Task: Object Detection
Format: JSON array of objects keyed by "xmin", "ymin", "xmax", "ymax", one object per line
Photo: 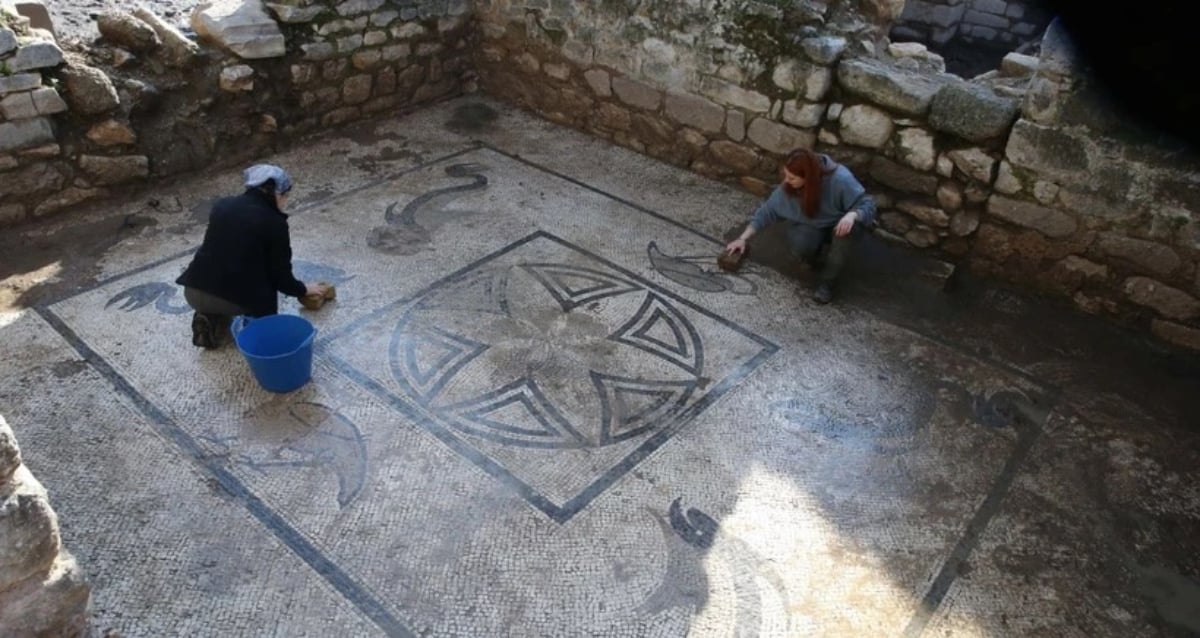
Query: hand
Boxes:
[
  {"xmin": 835, "ymin": 211, "xmax": 858, "ymax": 237},
  {"xmin": 725, "ymin": 238, "xmax": 747, "ymax": 256},
  {"xmin": 305, "ymin": 283, "xmax": 329, "ymax": 297}
]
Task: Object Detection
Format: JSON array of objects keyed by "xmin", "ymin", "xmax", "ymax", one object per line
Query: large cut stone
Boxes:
[
  {"xmin": 947, "ymin": 147, "xmax": 996, "ymax": 183},
  {"xmin": 31, "ymin": 87, "xmax": 66, "ymax": 115},
  {"xmin": 1095, "ymin": 233, "xmax": 1181, "ymax": 277},
  {"xmin": 839, "ymin": 104, "xmax": 893, "ymax": 148},
  {"xmin": 1004, "ymin": 119, "xmax": 1089, "ymax": 183},
  {"xmin": 898, "ymin": 200, "xmax": 950, "ymax": 227},
  {"xmin": 336, "ymin": 0, "xmax": 384, "ymax": 16},
  {"xmin": 0, "ymin": 552, "xmax": 91, "ymax": 638},
  {"xmin": 709, "ymin": 140, "xmax": 760, "ymax": 173},
  {"xmin": 1152, "ymin": 320, "xmax": 1200, "ymax": 352},
  {"xmin": 1124, "ymin": 278, "xmax": 1200, "ymax": 321},
  {"xmin": 96, "ymin": 12, "xmax": 161, "ymax": 52},
  {"xmin": 133, "ymin": 7, "xmax": 200, "ymax": 67},
  {"xmin": 0, "ymin": 118, "xmax": 54, "ymax": 154},
  {"xmin": 0, "ymin": 415, "xmax": 19, "ymax": 485},
  {"xmin": 266, "ymin": 2, "xmax": 326, "ymax": 22},
  {"xmin": 870, "ymin": 157, "xmax": 939, "ymax": 194},
  {"xmin": 664, "ymin": 92, "xmax": 724, "ymax": 134},
  {"xmin": 781, "ymin": 100, "xmax": 825, "ymax": 128},
  {"xmin": 79, "ymin": 155, "xmax": 149, "ymax": 185},
  {"xmin": 0, "ymin": 73, "xmax": 42, "ymax": 96},
  {"xmin": 0, "ymin": 466, "xmax": 60, "ymax": 589},
  {"xmin": 0, "ymin": 92, "xmax": 36, "ymax": 120},
  {"xmin": 0, "ymin": 28, "xmax": 17, "ymax": 56},
  {"xmin": 192, "ymin": 0, "xmax": 286, "ymax": 59},
  {"xmin": 9, "ymin": 42, "xmax": 63, "ymax": 72},
  {"xmin": 59, "ymin": 64, "xmax": 120, "ymax": 115},
  {"xmin": 896, "ymin": 127, "xmax": 936, "ymax": 171},
  {"xmin": 801, "ymin": 36, "xmax": 845, "ymax": 65},
  {"xmin": 986, "ymin": 194, "xmax": 1077, "ymax": 237},
  {"xmin": 612, "ymin": 76, "xmax": 662, "ymax": 111},
  {"xmin": 747, "ymin": 118, "xmax": 815, "ymax": 154},
  {"xmin": 837, "ymin": 57, "xmax": 953, "ymax": 116},
  {"xmin": 773, "ymin": 58, "xmax": 832, "ymax": 100},
  {"xmin": 700, "ymin": 77, "xmax": 770, "ymax": 113},
  {"xmin": 929, "ymin": 81, "xmax": 1020, "ymax": 142}
]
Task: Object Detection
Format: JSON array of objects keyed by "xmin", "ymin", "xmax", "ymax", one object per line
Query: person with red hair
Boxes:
[{"xmin": 724, "ymin": 148, "xmax": 877, "ymax": 304}]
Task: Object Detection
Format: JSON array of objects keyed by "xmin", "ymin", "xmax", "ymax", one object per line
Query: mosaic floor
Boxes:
[{"xmin": 1, "ymin": 97, "xmax": 1198, "ymax": 637}]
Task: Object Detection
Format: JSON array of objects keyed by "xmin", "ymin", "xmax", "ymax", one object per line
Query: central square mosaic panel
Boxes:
[{"xmin": 322, "ymin": 231, "xmax": 777, "ymax": 522}]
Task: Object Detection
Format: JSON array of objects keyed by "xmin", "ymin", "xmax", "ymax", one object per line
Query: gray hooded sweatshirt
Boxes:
[{"xmin": 749, "ymin": 154, "xmax": 877, "ymax": 232}]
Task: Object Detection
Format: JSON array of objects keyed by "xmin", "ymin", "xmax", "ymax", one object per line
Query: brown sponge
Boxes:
[
  {"xmin": 300, "ymin": 282, "xmax": 336, "ymax": 310},
  {"xmin": 717, "ymin": 245, "xmax": 749, "ymax": 272}
]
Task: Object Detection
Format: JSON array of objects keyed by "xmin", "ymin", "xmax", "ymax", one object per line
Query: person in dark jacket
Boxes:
[
  {"xmin": 724, "ymin": 148, "xmax": 877, "ymax": 304},
  {"xmin": 176, "ymin": 164, "xmax": 328, "ymax": 349}
]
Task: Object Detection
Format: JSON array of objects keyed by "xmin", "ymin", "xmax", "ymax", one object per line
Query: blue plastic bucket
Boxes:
[{"xmin": 231, "ymin": 314, "xmax": 317, "ymax": 393}]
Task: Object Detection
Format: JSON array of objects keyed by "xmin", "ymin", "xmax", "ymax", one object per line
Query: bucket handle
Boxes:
[{"xmin": 231, "ymin": 315, "xmax": 251, "ymax": 338}]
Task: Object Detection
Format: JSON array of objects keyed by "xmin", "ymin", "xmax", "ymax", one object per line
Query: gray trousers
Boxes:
[
  {"xmin": 183, "ymin": 287, "xmax": 247, "ymax": 316},
  {"xmin": 786, "ymin": 223, "xmax": 862, "ymax": 284}
]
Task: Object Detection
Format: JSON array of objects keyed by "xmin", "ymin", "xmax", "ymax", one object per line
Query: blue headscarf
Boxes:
[{"xmin": 243, "ymin": 164, "xmax": 293, "ymax": 195}]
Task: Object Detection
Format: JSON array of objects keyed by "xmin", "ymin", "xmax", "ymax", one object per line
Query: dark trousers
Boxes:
[
  {"xmin": 786, "ymin": 223, "xmax": 861, "ymax": 284},
  {"xmin": 183, "ymin": 287, "xmax": 247, "ymax": 316}
]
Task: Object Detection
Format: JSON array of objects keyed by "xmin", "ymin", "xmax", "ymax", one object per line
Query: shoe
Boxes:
[
  {"xmin": 812, "ymin": 282, "xmax": 834, "ymax": 305},
  {"xmin": 191, "ymin": 312, "xmax": 215, "ymax": 348}
]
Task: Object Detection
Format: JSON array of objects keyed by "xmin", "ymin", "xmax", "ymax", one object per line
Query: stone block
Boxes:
[
  {"xmin": 870, "ymin": 156, "xmax": 939, "ymax": 194},
  {"xmin": 896, "ymin": 127, "xmax": 936, "ymax": 171},
  {"xmin": 337, "ymin": 0, "xmax": 385, "ymax": 16},
  {"xmin": 905, "ymin": 226, "xmax": 940, "ymax": 247},
  {"xmin": 986, "ymin": 194, "xmax": 1077, "ymax": 237},
  {"xmin": 1151, "ymin": 320, "xmax": 1200, "ymax": 352},
  {"xmin": 343, "ymin": 74, "xmax": 373, "ymax": 105},
  {"xmin": 700, "ymin": 77, "xmax": 770, "ymax": 113},
  {"xmin": 801, "ymin": 36, "xmax": 846, "ymax": 64},
  {"xmin": 266, "ymin": 2, "xmax": 326, "ymax": 22},
  {"xmin": 950, "ymin": 209, "xmax": 979, "ymax": 235},
  {"xmin": 369, "ymin": 9, "xmax": 398, "ymax": 26},
  {"xmin": 993, "ymin": 160, "xmax": 1021, "ymax": 194},
  {"xmin": 964, "ymin": 9, "xmax": 1009, "ymax": 27},
  {"xmin": 0, "ymin": 117, "xmax": 54, "ymax": 154},
  {"xmin": 352, "ymin": 50, "xmax": 382, "ymax": 70},
  {"xmin": 664, "ymin": 92, "xmax": 724, "ymax": 134},
  {"xmin": 594, "ymin": 103, "xmax": 631, "ymax": 131},
  {"xmin": 86, "ymin": 120, "xmax": 136, "ymax": 147},
  {"xmin": 612, "ymin": 76, "xmax": 662, "ymax": 111},
  {"xmin": 0, "ymin": 27, "xmax": 15, "ymax": 56},
  {"xmin": 0, "ymin": 73, "xmax": 42, "ymax": 96},
  {"xmin": 772, "ymin": 58, "xmax": 818, "ymax": 93},
  {"xmin": 1004, "ymin": 119, "xmax": 1089, "ymax": 183},
  {"xmin": 938, "ymin": 182, "xmax": 964, "ymax": 210},
  {"xmin": 898, "ymin": 200, "xmax": 950, "ymax": 226},
  {"xmin": 59, "ymin": 64, "xmax": 120, "ymax": 115},
  {"xmin": 9, "ymin": 42, "xmax": 63, "ymax": 73},
  {"xmin": 0, "ymin": 466, "xmax": 59, "ymax": 588},
  {"xmin": 544, "ymin": 63, "xmax": 570, "ymax": 81},
  {"xmin": 0, "ymin": 92, "xmax": 37, "ymax": 120},
  {"xmin": 726, "ymin": 110, "xmax": 746, "ymax": 141},
  {"xmin": 781, "ymin": 101, "xmax": 825, "ymax": 128},
  {"xmin": 220, "ymin": 65, "xmax": 255, "ymax": 92},
  {"xmin": 1124, "ymin": 277, "xmax": 1200, "ymax": 321},
  {"xmin": 339, "ymin": 34, "xmax": 364, "ymax": 53},
  {"xmin": 947, "ymin": 147, "xmax": 996, "ymax": 183},
  {"xmin": 79, "ymin": 154, "xmax": 148, "ymax": 185},
  {"xmin": 302, "ymin": 42, "xmax": 335, "ymax": 61},
  {"xmin": 382, "ymin": 44, "xmax": 409, "ymax": 61},
  {"xmin": 1095, "ymin": 233, "xmax": 1181, "ymax": 277},
  {"xmin": 30, "ymin": 87, "xmax": 66, "ymax": 115},
  {"xmin": 839, "ymin": 104, "xmax": 893, "ymax": 148},
  {"xmin": 584, "ymin": 69, "xmax": 611, "ymax": 97},
  {"xmin": 709, "ymin": 140, "xmax": 760, "ymax": 174},
  {"xmin": 837, "ymin": 57, "xmax": 953, "ymax": 116},
  {"xmin": 364, "ymin": 30, "xmax": 388, "ymax": 46},
  {"xmin": 929, "ymin": 82, "xmax": 1020, "ymax": 142},
  {"xmin": 391, "ymin": 23, "xmax": 426, "ymax": 39},
  {"xmin": 747, "ymin": 118, "xmax": 814, "ymax": 154},
  {"xmin": 1001, "ymin": 52, "xmax": 1039, "ymax": 77},
  {"xmin": 0, "ymin": 549, "xmax": 91, "ymax": 638},
  {"xmin": 96, "ymin": 12, "xmax": 161, "ymax": 53},
  {"xmin": 191, "ymin": 0, "xmax": 286, "ymax": 59}
]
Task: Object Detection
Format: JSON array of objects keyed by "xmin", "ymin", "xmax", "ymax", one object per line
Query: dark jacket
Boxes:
[{"xmin": 176, "ymin": 188, "xmax": 307, "ymax": 317}]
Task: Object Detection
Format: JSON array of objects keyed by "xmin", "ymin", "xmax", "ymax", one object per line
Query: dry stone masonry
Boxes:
[
  {"xmin": 0, "ymin": 0, "xmax": 1198, "ymax": 357},
  {"xmin": 0, "ymin": 414, "xmax": 92, "ymax": 637},
  {"xmin": 0, "ymin": 0, "xmax": 473, "ymax": 224},
  {"xmin": 893, "ymin": 0, "xmax": 1052, "ymax": 49}
]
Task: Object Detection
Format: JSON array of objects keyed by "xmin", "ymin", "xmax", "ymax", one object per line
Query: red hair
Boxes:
[{"xmin": 783, "ymin": 149, "xmax": 833, "ymax": 218}]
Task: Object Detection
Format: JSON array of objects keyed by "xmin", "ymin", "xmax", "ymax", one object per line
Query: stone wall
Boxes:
[
  {"xmin": 472, "ymin": 1, "xmax": 1200, "ymax": 353},
  {"xmin": 893, "ymin": 0, "xmax": 1052, "ymax": 49},
  {"xmin": 0, "ymin": 0, "xmax": 473, "ymax": 226},
  {"xmin": 0, "ymin": 413, "xmax": 92, "ymax": 637}
]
